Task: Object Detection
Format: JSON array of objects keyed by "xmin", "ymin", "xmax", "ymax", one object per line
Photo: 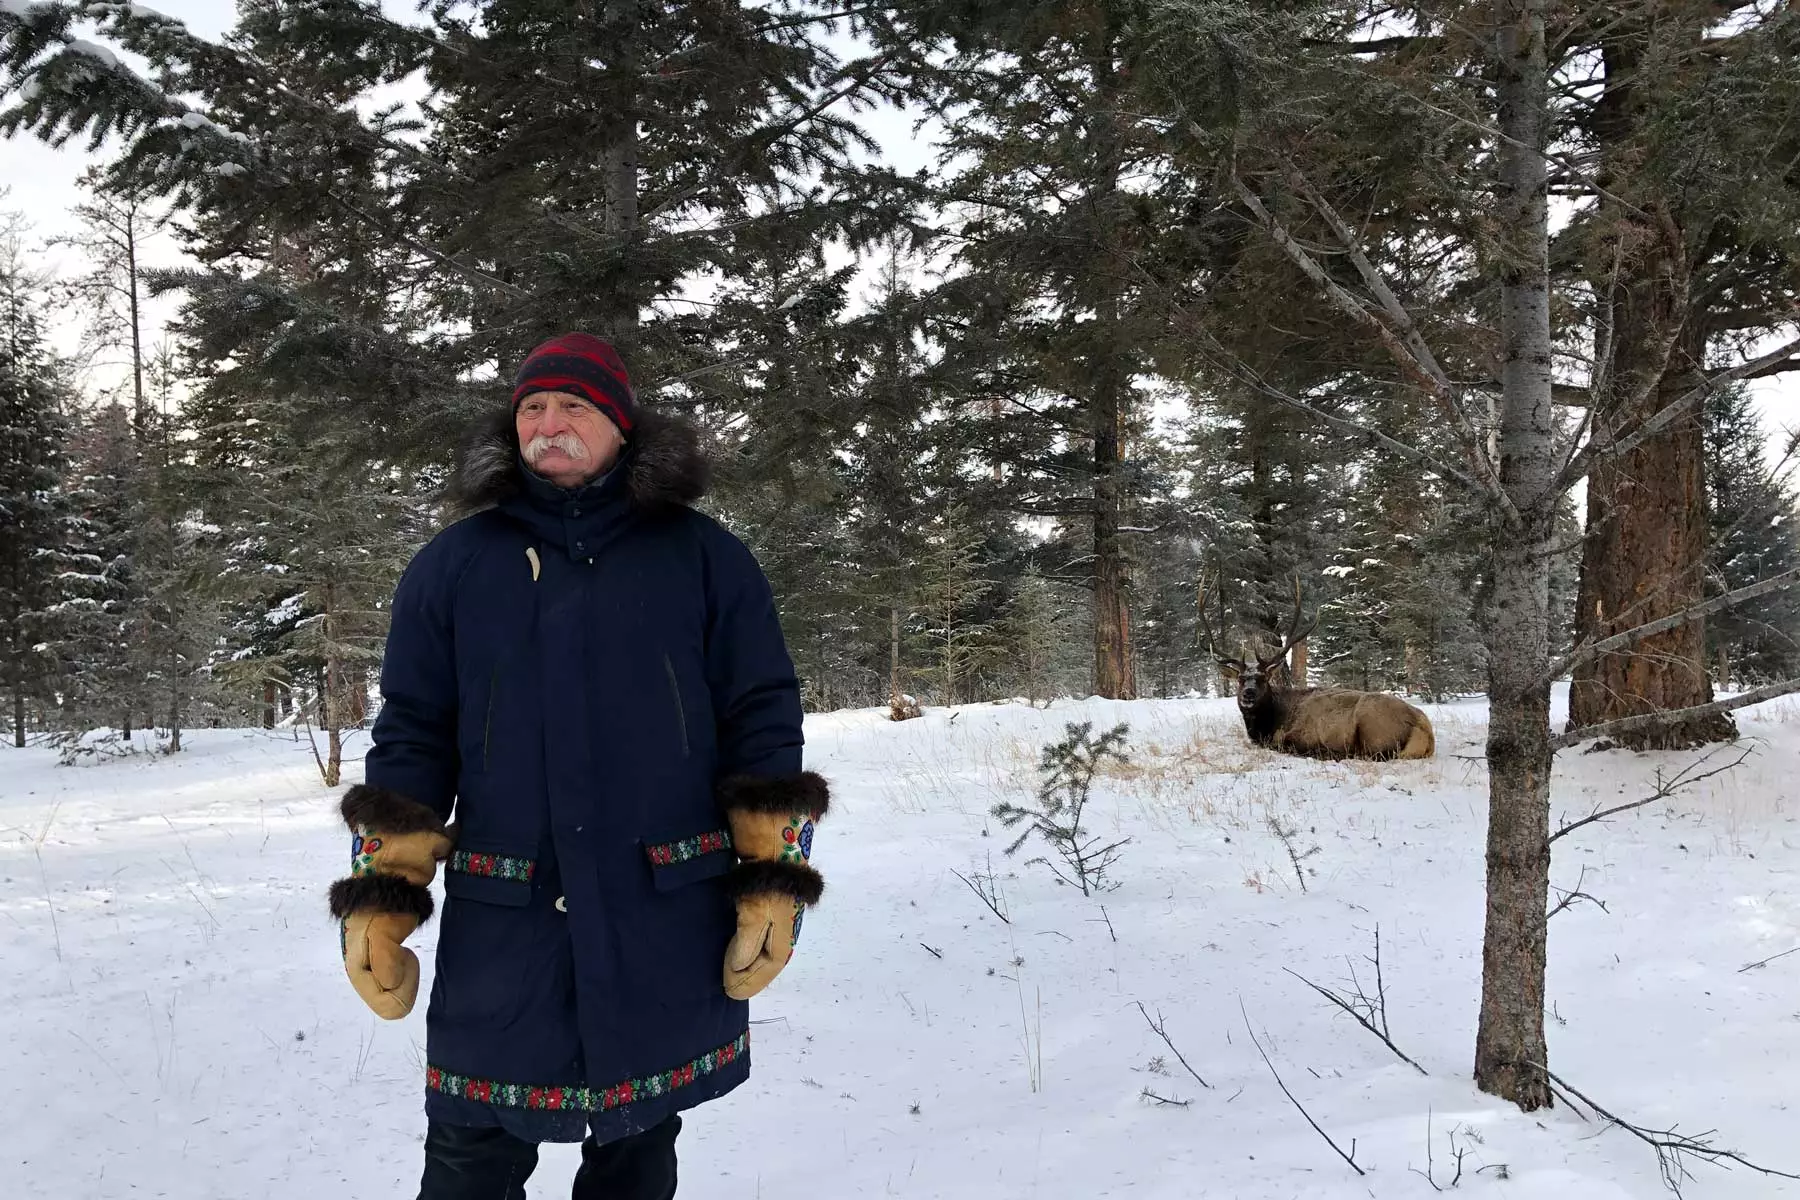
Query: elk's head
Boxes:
[{"xmin": 1198, "ymin": 575, "xmax": 1316, "ymax": 714}]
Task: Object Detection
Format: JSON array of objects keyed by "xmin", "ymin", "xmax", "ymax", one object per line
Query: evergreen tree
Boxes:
[
  {"xmin": 0, "ymin": 209, "xmax": 72, "ymax": 747},
  {"xmin": 51, "ymin": 401, "xmax": 144, "ymax": 748},
  {"xmin": 1705, "ymin": 386, "xmax": 1800, "ymax": 686}
]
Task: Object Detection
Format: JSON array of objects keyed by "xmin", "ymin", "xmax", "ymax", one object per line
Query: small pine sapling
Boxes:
[{"xmin": 992, "ymin": 721, "xmax": 1130, "ymax": 895}]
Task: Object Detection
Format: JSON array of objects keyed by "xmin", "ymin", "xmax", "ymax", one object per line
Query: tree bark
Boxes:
[
  {"xmin": 1289, "ymin": 639, "xmax": 1308, "ymax": 688},
  {"xmin": 1476, "ymin": 0, "xmax": 1557, "ymax": 1113},
  {"xmin": 12, "ymin": 689, "xmax": 23, "ymax": 749},
  {"xmin": 1566, "ymin": 24, "xmax": 1733, "ymax": 751},
  {"xmin": 126, "ymin": 209, "xmax": 145, "ymax": 438},
  {"xmin": 263, "ymin": 680, "xmax": 276, "ymax": 730},
  {"xmin": 1089, "ymin": 31, "xmax": 1135, "ymax": 702}
]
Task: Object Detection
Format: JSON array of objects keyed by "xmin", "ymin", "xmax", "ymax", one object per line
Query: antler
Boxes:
[
  {"xmin": 1258, "ymin": 575, "xmax": 1317, "ymax": 670},
  {"xmin": 1197, "ymin": 572, "xmax": 1249, "ymax": 672}
]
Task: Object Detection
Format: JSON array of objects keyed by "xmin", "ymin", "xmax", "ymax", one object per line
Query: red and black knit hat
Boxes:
[{"xmin": 511, "ymin": 333, "xmax": 637, "ymax": 436}]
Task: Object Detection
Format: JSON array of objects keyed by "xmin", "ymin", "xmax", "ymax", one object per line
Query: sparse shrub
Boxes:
[{"xmin": 992, "ymin": 721, "xmax": 1131, "ymax": 895}]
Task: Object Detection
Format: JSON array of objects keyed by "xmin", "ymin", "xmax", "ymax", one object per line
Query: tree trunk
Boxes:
[
  {"xmin": 1566, "ymin": 27, "xmax": 1732, "ymax": 751},
  {"xmin": 166, "ymin": 674, "xmax": 182, "ymax": 755},
  {"xmin": 12, "ymin": 689, "xmax": 23, "ymax": 749},
  {"xmin": 599, "ymin": 0, "xmax": 641, "ymax": 337},
  {"xmin": 1717, "ymin": 643, "xmax": 1730, "ymax": 691},
  {"xmin": 1089, "ymin": 36, "xmax": 1135, "ymax": 702},
  {"xmin": 263, "ymin": 680, "xmax": 276, "ymax": 730},
  {"xmin": 890, "ymin": 605, "xmax": 902, "ymax": 706},
  {"xmin": 1289, "ymin": 639, "xmax": 1308, "ymax": 688},
  {"xmin": 126, "ymin": 214, "xmax": 145, "ymax": 438},
  {"xmin": 1475, "ymin": 0, "xmax": 1557, "ymax": 1113}
]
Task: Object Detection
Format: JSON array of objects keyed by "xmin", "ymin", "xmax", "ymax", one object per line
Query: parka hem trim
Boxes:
[{"xmin": 424, "ymin": 1031, "xmax": 748, "ymax": 1113}]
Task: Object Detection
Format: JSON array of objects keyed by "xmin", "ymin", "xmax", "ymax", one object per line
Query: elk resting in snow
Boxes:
[{"xmin": 1199, "ymin": 580, "xmax": 1435, "ymax": 761}]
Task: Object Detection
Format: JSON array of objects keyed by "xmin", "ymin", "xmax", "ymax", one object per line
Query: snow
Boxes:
[
  {"xmin": 3, "ymin": 689, "xmax": 1798, "ymax": 1197},
  {"xmin": 0, "ymin": 0, "xmax": 46, "ymax": 18},
  {"xmin": 64, "ymin": 39, "xmax": 120, "ymax": 69}
]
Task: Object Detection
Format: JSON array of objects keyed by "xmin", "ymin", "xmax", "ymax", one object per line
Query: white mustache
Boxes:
[{"xmin": 524, "ymin": 433, "xmax": 589, "ymax": 463}]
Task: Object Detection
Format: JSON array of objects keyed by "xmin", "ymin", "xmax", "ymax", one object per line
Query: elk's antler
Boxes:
[
  {"xmin": 1258, "ymin": 575, "xmax": 1317, "ymax": 671},
  {"xmin": 1197, "ymin": 573, "xmax": 1249, "ymax": 672}
]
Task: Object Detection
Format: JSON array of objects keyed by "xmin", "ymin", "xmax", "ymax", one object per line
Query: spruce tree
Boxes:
[
  {"xmin": 0, "ymin": 211, "xmax": 71, "ymax": 747},
  {"xmin": 1705, "ymin": 386, "xmax": 1800, "ymax": 686}
]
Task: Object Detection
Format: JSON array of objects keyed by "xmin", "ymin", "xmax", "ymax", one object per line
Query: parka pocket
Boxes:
[
  {"xmin": 434, "ymin": 845, "xmax": 558, "ymax": 1027},
  {"xmin": 629, "ymin": 824, "xmax": 737, "ymax": 1002},
  {"xmin": 662, "ymin": 653, "xmax": 691, "ymax": 759}
]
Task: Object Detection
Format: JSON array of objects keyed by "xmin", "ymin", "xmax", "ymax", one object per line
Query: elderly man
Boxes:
[{"xmin": 326, "ymin": 333, "xmax": 830, "ymax": 1200}]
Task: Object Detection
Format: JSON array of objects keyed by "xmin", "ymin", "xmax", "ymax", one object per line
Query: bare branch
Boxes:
[
  {"xmin": 1229, "ymin": 168, "xmax": 1516, "ymax": 522},
  {"xmin": 1516, "ymin": 1063, "xmax": 1800, "ymax": 1196},
  {"xmin": 1549, "ymin": 744, "xmax": 1755, "ymax": 841},
  {"xmin": 1538, "ymin": 567, "xmax": 1800, "ymax": 688},
  {"xmin": 950, "ymin": 858, "xmax": 1012, "ymax": 925},
  {"xmin": 1285, "ymin": 925, "xmax": 1428, "ymax": 1075},
  {"xmin": 1139, "ymin": 1087, "xmax": 1193, "ymax": 1108},
  {"xmin": 1240, "ymin": 999, "xmax": 1365, "ymax": 1176},
  {"xmin": 1551, "ymin": 680, "xmax": 1800, "ymax": 753},
  {"xmin": 1557, "ymin": 334, "xmax": 1800, "ymax": 493},
  {"xmin": 1546, "ymin": 863, "xmax": 1610, "ymax": 919},
  {"xmin": 1135, "ymin": 1001, "xmax": 1212, "ymax": 1089}
]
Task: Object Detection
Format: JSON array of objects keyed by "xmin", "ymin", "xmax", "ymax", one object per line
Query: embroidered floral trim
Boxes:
[
  {"xmin": 645, "ymin": 829, "xmax": 733, "ymax": 867},
  {"xmin": 778, "ymin": 815, "xmax": 815, "ymax": 865},
  {"xmin": 448, "ymin": 851, "xmax": 536, "ymax": 883},
  {"xmin": 425, "ymin": 1032, "xmax": 749, "ymax": 1113}
]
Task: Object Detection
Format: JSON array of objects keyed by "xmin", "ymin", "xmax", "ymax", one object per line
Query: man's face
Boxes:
[{"xmin": 516, "ymin": 391, "xmax": 623, "ymax": 489}]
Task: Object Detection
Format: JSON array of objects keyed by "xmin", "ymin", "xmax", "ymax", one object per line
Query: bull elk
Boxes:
[{"xmin": 1199, "ymin": 578, "xmax": 1435, "ymax": 761}]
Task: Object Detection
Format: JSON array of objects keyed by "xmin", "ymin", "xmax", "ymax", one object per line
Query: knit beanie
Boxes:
[{"xmin": 511, "ymin": 333, "xmax": 638, "ymax": 436}]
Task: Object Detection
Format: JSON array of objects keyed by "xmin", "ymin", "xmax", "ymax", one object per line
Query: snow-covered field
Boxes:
[{"xmin": 3, "ymin": 689, "xmax": 1798, "ymax": 1199}]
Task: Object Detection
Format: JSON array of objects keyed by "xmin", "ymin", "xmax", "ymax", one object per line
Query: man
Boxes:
[{"xmin": 326, "ymin": 333, "xmax": 830, "ymax": 1200}]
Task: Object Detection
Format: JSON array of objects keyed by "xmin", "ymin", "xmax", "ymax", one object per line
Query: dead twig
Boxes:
[
  {"xmin": 1100, "ymin": 904, "xmax": 1117, "ymax": 943},
  {"xmin": 1410, "ymin": 1109, "xmax": 1470, "ymax": 1192},
  {"xmin": 1139, "ymin": 1087, "xmax": 1192, "ymax": 1108},
  {"xmin": 950, "ymin": 856, "xmax": 1011, "ymax": 925},
  {"xmin": 1240, "ymin": 999, "xmax": 1365, "ymax": 1176},
  {"xmin": 1286, "ymin": 925, "xmax": 1427, "ymax": 1076},
  {"xmin": 1547, "ymin": 863, "xmax": 1610, "ymax": 920},
  {"xmin": 920, "ymin": 943, "xmax": 943, "ymax": 959},
  {"xmin": 1518, "ymin": 1063, "xmax": 1800, "ymax": 1197},
  {"xmin": 1549, "ymin": 744, "xmax": 1754, "ymax": 844},
  {"xmin": 1135, "ymin": 1001, "xmax": 1211, "ymax": 1089}
]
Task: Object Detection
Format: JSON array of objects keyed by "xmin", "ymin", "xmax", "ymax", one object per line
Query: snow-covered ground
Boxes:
[{"xmin": 3, "ymin": 689, "xmax": 1798, "ymax": 1198}]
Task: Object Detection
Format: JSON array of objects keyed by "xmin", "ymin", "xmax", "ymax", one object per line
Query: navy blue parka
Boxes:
[{"xmin": 360, "ymin": 408, "xmax": 806, "ymax": 1143}]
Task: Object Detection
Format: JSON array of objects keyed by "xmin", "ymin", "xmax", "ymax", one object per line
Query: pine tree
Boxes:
[
  {"xmin": 0, "ymin": 209, "xmax": 72, "ymax": 747},
  {"xmin": 909, "ymin": 505, "xmax": 998, "ymax": 706}
]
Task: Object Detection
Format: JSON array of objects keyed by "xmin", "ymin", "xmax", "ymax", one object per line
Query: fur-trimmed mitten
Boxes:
[
  {"xmin": 719, "ymin": 772, "xmax": 830, "ymax": 1000},
  {"xmin": 326, "ymin": 785, "xmax": 454, "ymax": 1020}
]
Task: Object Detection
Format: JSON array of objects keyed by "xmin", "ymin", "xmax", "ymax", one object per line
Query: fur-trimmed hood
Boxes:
[{"xmin": 444, "ymin": 405, "xmax": 711, "ymax": 518}]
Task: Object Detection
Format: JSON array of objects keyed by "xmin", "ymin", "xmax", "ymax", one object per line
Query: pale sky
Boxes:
[{"xmin": 3, "ymin": 1, "xmax": 1796, "ymax": 452}]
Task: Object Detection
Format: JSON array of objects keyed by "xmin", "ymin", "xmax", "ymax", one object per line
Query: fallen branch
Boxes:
[
  {"xmin": 1139, "ymin": 1087, "xmax": 1192, "ymax": 1108},
  {"xmin": 1738, "ymin": 945, "xmax": 1800, "ymax": 973},
  {"xmin": 1285, "ymin": 925, "xmax": 1427, "ymax": 1076},
  {"xmin": 1518, "ymin": 1063, "xmax": 1800, "ymax": 1197},
  {"xmin": 1136, "ymin": 1001, "xmax": 1211, "ymax": 1089},
  {"xmin": 1549, "ymin": 744, "xmax": 1754, "ymax": 843},
  {"xmin": 1550, "ymin": 681, "xmax": 1800, "ymax": 753},
  {"xmin": 1240, "ymin": 999, "xmax": 1365, "ymax": 1176}
]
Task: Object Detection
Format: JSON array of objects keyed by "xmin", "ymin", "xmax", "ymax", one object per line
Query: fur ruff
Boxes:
[
  {"xmin": 718, "ymin": 771, "xmax": 831, "ymax": 820},
  {"xmin": 446, "ymin": 405, "xmax": 710, "ymax": 517},
  {"xmin": 339, "ymin": 784, "xmax": 449, "ymax": 835},
  {"xmin": 723, "ymin": 858, "xmax": 826, "ymax": 907},
  {"xmin": 328, "ymin": 872, "xmax": 436, "ymax": 922}
]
